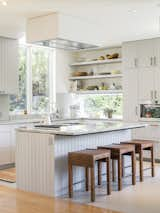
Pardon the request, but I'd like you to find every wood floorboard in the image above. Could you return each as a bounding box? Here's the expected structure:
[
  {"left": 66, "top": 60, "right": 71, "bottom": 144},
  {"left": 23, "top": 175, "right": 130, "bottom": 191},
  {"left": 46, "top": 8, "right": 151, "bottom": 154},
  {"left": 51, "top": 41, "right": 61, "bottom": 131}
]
[
  {"left": 0, "top": 168, "right": 16, "bottom": 183},
  {"left": 0, "top": 185, "right": 122, "bottom": 213}
]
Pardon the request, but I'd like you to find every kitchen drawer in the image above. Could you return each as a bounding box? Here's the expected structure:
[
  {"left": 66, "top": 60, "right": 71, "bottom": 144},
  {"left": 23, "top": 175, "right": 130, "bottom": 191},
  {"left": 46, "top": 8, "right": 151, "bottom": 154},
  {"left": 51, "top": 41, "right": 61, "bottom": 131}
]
[
  {"left": 132, "top": 125, "right": 160, "bottom": 141},
  {"left": 132, "top": 125, "right": 160, "bottom": 160}
]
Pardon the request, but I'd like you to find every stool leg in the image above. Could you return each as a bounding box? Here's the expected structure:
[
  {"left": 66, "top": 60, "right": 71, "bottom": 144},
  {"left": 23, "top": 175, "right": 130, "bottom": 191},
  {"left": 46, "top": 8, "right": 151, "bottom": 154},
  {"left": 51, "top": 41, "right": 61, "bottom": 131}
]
[
  {"left": 131, "top": 151, "right": 136, "bottom": 185},
  {"left": 90, "top": 166, "right": 95, "bottom": 202},
  {"left": 68, "top": 162, "right": 73, "bottom": 198},
  {"left": 106, "top": 157, "right": 111, "bottom": 195},
  {"left": 122, "top": 155, "right": 124, "bottom": 178},
  {"left": 85, "top": 167, "right": 89, "bottom": 191},
  {"left": 118, "top": 154, "right": 122, "bottom": 191},
  {"left": 139, "top": 149, "right": 143, "bottom": 182},
  {"left": 112, "top": 160, "right": 116, "bottom": 182},
  {"left": 151, "top": 146, "right": 155, "bottom": 177},
  {"left": 98, "top": 161, "right": 102, "bottom": 185}
]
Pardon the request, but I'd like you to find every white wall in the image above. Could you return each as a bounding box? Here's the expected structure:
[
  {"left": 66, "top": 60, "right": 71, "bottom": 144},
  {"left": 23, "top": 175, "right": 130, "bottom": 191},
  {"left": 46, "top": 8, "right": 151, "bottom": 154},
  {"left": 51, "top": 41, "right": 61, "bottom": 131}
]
[
  {"left": 55, "top": 49, "right": 75, "bottom": 117},
  {"left": 55, "top": 49, "right": 74, "bottom": 93}
]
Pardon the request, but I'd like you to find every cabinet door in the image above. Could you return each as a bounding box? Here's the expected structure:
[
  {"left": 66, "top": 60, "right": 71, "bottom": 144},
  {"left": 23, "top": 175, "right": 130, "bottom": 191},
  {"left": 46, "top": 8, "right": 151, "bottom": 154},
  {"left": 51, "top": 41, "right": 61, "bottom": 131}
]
[
  {"left": 154, "top": 68, "right": 160, "bottom": 101},
  {"left": 123, "top": 68, "right": 138, "bottom": 122},
  {"left": 0, "top": 126, "right": 12, "bottom": 165},
  {"left": 132, "top": 125, "right": 160, "bottom": 160},
  {"left": 0, "top": 38, "right": 7, "bottom": 92},
  {"left": 7, "top": 39, "right": 18, "bottom": 94},
  {"left": 154, "top": 38, "right": 160, "bottom": 67},
  {"left": 137, "top": 39, "right": 155, "bottom": 68},
  {"left": 122, "top": 42, "right": 138, "bottom": 69},
  {"left": 11, "top": 123, "right": 35, "bottom": 163},
  {"left": 0, "top": 38, "right": 18, "bottom": 94},
  {"left": 138, "top": 68, "right": 155, "bottom": 101}
]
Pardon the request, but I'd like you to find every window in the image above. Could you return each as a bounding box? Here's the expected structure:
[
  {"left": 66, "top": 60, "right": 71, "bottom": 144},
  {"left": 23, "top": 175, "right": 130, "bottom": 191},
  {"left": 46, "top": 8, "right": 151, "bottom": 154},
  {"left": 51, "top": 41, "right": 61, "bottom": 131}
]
[
  {"left": 10, "top": 46, "right": 27, "bottom": 113},
  {"left": 79, "top": 94, "right": 123, "bottom": 119},
  {"left": 32, "top": 47, "right": 50, "bottom": 113},
  {"left": 10, "top": 45, "right": 54, "bottom": 114}
]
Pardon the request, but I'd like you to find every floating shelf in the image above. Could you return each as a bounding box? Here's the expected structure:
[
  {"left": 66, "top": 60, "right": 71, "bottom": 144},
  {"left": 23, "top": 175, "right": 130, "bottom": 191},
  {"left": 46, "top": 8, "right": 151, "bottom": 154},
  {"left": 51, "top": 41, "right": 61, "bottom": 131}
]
[
  {"left": 71, "top": 90, "right": 123, "bottom": 95},
  {"left": 69, "top": 74, "right": 123, "bottom": 80},
  {"left": 70, "top": 58, "right": 122, "bottom": 67}
]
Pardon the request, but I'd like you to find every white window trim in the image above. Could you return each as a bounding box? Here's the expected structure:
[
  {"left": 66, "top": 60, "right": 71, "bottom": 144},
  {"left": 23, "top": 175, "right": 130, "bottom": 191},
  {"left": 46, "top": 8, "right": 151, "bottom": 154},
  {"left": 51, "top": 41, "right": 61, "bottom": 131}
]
[
  {"left": 12, "top": 44, "right": 56, "bottom": 115},
  {"left": 49, "top": 49, "right": 56, "bottom": 113},
  {"left": 26, "top": 46, "right": 32, "bottom": 113}
]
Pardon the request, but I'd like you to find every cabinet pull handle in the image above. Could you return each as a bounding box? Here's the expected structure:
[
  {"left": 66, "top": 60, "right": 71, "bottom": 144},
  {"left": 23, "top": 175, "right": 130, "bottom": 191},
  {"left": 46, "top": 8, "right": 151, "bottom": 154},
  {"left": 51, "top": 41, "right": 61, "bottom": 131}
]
[
  {"left": 150, "top": 57, "right": 153, "bottom": 66},
  {"left": 154, "top": 56, "right": 156, "bottom": 66},
  {"left": 151, "top": 90, "right": 154, "bottom": 100},
  {"left": 134, "top": 58, "right": 138, "bottom": 67},
  {"left": 134, "top": 58, "right": 136, "bottom": 67},
  {"left": 135, "top": 106, "right": 138, "bottom": 116}
]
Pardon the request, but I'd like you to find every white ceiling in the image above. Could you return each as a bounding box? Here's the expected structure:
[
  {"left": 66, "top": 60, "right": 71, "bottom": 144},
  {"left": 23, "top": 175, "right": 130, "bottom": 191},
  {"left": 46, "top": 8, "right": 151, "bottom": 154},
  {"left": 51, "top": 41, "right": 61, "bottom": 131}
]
[{"left": 1, "top": 0, "right": 160, "bottom": 46}]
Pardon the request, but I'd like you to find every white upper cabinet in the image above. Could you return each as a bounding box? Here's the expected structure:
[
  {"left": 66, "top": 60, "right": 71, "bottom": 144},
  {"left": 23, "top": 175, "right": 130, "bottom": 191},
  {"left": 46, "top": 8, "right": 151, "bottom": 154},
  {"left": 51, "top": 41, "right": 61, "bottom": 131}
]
[
  {"left": 0, "top": 37, "right": 18, "bottom": 94},
  {"left": 138, "top": 67, "right": 155, "bottom": 101},
  {"left": 123, "top": 39, "right": 158, "bottom": 69},
  {"left": 154, "top": 68, "right": 160, "bottom": 101},
  {"left": 154, "top": 38, "right": 160, "bottom": 67},
  {"left": 136, "top": 39, "right": 156, "bottom": 68},
  {"left": 122, "top": 44, "right": 138, "bottom": 122},
  {"left": 123, "top": 38, "right": 160, "bottom": 104},
  {"left": 122, "top": 41, "right": 138, "bottom": 69},
  {"left": 123, "top": 68, "right": 139, "bottom": 122}
]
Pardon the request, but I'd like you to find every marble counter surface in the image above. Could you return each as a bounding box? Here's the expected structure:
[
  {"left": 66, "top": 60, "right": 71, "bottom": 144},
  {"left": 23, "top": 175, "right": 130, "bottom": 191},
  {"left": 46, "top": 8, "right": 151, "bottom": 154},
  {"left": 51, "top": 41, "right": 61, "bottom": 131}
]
[
  {"left": 17, "top": 119, "right": 147, "bottom": 136},
  {"left": 0, "top": 118, "right": 43, "bottom": 125}
]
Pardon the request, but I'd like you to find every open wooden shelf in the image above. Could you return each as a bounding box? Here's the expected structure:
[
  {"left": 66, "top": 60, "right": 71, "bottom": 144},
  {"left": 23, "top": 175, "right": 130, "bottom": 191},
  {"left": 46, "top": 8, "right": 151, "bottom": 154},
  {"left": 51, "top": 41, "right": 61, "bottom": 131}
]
[
  {"left": 71, "top": 90, "right": 123, "bottom": 95},
  {"left": 69, "top": 74, "right": 123, "bottom": 80},
  {"left": 70, "top": 58, "right": 122, "bottom": 67}
]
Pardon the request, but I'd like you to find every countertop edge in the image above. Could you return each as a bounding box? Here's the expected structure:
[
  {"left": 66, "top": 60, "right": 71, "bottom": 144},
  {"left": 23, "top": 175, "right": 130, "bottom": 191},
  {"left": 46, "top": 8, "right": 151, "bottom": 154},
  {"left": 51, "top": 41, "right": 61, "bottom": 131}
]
[{"left": 16, "top": 123, "right": 147, "bottom": 136}]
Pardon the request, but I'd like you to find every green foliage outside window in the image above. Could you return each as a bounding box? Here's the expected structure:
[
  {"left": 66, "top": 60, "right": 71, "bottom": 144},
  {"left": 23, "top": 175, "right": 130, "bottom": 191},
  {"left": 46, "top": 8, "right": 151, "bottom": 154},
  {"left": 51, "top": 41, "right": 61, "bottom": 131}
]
[
  {"left": 32, "top": 47, "right": 49, "bottom": 113},
  {"left": 10, "top": 47, "right": 27, "bottom": 113},
  {"left": 10, "top": 45, "right": 51, "bottom": 114},
  {"left": 82, "top": 94, "right": 123, "bottom": 118}
]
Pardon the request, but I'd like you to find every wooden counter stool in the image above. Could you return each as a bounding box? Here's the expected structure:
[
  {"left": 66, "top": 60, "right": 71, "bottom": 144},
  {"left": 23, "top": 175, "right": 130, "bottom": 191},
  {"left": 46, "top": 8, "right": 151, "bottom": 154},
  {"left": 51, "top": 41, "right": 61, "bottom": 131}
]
[
  {"left": 68, "top": 149, "right": 111, "bottom": 202},
  {"left": 121, "top": 140, "right": 155, "bottom": 182},
  {"left": 98, "top": 144, "right": 136, "bottom": 191}
]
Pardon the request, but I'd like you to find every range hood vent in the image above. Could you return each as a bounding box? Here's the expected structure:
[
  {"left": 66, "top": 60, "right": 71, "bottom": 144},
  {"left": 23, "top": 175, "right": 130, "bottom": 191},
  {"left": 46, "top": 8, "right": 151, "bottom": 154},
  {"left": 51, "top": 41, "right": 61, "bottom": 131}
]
[
  {"left": 36, "top": 38, "right": 97, "bottom": 50},
  {"left": 26, "top": 12, "right": 102, "bottom": 50}
]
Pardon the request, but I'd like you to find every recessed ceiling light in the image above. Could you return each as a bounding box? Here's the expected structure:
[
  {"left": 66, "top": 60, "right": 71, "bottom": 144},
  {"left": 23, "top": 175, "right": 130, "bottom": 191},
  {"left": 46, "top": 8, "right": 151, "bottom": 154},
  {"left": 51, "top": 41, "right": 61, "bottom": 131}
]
[{"left": 1, "top": 0, "right": 7, "bottom": 6}]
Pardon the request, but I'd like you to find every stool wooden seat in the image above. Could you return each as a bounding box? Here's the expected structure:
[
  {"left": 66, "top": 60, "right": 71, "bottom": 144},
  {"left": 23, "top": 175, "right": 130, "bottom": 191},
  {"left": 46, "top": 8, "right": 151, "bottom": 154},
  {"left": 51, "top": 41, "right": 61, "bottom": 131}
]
[
  {"left": 98, "top": 144, "right": 136, "bottom": 191},
  {"left": 68, "top": 149, "right": 111, "bottom": 202},
  {"left": 121, "top": 139, "right": 155, "bottom": 182}
]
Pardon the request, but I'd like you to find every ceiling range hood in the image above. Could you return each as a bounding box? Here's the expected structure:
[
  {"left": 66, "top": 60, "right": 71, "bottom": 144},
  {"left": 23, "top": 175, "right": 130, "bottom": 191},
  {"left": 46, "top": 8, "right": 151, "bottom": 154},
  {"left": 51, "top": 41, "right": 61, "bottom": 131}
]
[{"left": 26, "top": 12, "right": 103, "bottom": 50}]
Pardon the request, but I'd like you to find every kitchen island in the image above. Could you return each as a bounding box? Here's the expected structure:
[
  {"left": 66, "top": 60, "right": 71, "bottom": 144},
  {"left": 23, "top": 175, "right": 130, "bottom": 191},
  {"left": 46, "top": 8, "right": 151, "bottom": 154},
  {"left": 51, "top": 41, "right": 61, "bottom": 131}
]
[{"left": 16, "top": 120, "right": 146, "bottom": 197}]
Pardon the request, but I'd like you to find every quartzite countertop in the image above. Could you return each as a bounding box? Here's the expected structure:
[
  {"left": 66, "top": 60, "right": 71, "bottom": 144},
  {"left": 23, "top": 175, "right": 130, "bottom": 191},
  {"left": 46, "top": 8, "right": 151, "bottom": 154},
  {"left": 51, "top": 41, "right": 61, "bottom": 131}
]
[
  {"left": 17, "top": 120, "right": 147, "bottom": 136},
  {"left": 16, "top": 119, "right": 147, "bottom": 197}
]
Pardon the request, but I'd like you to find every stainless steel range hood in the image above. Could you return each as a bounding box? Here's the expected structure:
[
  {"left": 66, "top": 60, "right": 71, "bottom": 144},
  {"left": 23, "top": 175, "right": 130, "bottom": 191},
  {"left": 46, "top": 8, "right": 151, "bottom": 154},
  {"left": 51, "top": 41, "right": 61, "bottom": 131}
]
[
  {"left": 35, "top": 38, "right": 97, "bottom": 50},
  {"left": 26, "top": 13, "right": 102, "bottom": 50}
]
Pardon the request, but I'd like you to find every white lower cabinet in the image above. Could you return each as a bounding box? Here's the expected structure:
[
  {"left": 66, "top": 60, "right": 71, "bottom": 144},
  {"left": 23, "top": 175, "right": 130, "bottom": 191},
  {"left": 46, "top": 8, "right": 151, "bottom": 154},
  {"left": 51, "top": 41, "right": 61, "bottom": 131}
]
[
  {"left": 0, "top": 122, "right": 35, "bottom": 166},
  {"left": 0, "top": 126, "right": 12, "bottom": 165},
  {"left": 132, "top": 125, "right": 160, "bottom": 160}
]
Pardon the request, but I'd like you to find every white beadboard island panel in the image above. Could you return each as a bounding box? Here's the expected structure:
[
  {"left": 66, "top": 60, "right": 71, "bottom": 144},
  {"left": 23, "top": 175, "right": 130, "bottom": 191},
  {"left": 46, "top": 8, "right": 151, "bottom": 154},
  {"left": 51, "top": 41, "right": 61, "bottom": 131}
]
[
  {"left": 16, "top": 132, "right": 55, "bottom": 197},
  {"left": 16, "top": 129, "right": 131, "bottom": 197}
]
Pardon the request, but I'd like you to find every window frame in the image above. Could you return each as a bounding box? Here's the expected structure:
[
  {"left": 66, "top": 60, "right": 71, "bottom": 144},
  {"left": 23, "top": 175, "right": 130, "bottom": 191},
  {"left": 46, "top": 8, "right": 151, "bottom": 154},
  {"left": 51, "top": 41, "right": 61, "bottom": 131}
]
[{"left": 11, "top": 43, "right": 56, "bottom": 115}]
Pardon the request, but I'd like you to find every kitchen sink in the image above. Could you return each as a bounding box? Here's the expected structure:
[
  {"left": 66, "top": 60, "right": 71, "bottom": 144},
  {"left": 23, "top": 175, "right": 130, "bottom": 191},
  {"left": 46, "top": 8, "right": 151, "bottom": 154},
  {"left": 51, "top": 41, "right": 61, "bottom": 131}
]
[{"left": 35, "top": 122, "right": 81, "bottom": 129}]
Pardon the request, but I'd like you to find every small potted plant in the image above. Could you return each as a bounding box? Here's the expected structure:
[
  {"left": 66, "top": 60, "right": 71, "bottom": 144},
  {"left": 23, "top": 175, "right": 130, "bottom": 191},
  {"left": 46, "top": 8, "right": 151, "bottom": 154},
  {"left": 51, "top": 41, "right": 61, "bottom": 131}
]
[{"left": 104, "top": 108, "right": 114, "bottom": 119}]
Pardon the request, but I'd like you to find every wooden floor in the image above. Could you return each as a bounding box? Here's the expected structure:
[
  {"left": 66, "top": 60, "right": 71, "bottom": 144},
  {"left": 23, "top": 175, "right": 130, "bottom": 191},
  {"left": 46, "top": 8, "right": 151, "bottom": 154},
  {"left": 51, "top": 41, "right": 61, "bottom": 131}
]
[
  {"left": 0, "top": 168, "right": 16, "bottom": 183},
  {"left": 0, "top": 185, "right": 122, "bottom": 213}
]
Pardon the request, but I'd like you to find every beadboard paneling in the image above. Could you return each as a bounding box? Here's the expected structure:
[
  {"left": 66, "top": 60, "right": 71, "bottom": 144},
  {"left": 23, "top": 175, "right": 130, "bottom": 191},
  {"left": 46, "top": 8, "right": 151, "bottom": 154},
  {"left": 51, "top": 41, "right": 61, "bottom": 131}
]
[
  {"left": 16, "top": 130, "right": 131, "bottom": 197},
  {"left": 16, "top": 132, "right": 55, "bottom": 197}
]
